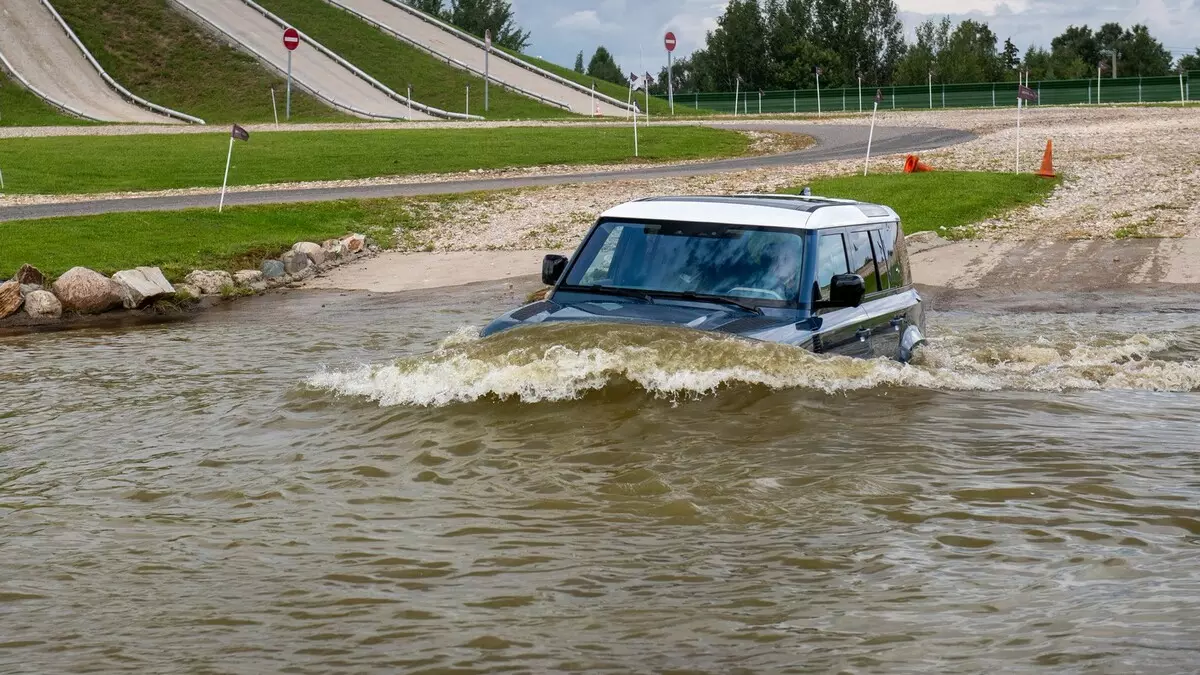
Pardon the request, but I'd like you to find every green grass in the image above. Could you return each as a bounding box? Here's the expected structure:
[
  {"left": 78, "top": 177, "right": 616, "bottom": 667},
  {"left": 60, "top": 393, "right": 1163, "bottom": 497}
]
[
  {"left": 0, "top": 126, "right": 747, "bottom": 194},
  {"left": 255, "top": 0, "right": 572, "bottom": 120},
  {"left": 0, "top": 197, "right": 426, "bottom": 280},
  {"left": 50, "top": 0, "right": 349, "bottom": 124},
  {"left": 788, "top": 171, "right": 1061, "bottom": 235},
  {"left": 503, "top": 49, "right": 708, "bottom": 117},
  {"left": 0, "top": 74, "right": 92, "bottom": 127}
]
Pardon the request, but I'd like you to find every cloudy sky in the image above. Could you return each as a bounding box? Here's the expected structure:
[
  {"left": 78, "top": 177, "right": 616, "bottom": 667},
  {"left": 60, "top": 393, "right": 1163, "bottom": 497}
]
[{"left": 512, "top": 0, "right": 1199, "bottom": 74}]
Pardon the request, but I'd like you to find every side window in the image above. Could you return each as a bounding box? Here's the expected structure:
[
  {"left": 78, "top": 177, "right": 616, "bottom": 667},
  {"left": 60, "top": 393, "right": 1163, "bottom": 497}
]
[
  {"left": 871, "top": 229, "right": 893, "bottom": 291},
  {"left": 845, "top": 231, "right": 881, "bottom": 292},
  {"left": 815, "top": 233, "right": 848, "bottom": 300}
]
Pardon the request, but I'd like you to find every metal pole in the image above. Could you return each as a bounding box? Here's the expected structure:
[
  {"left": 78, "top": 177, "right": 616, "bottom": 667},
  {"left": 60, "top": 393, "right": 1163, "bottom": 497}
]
[
  {"left": 466, "top": 84, "right": 470, "bottom": 116},
  {"left": 1138, "top": 76, "right": 1142, "bottom": 104},
  {"left": 993, "top": 85, "right": 996, "bottom": 107},
  {"left": 484, "top": 47, "right": 490, "bottom": 112},
  {"left": 1182, "top": 71, "right": 1187, "bottom": 106},
  {"left": 407, "top": 84, "right": 412, "bottom": 121},
  {"left": 633, "top": 97, "right": 638, "bottom": 157},
  {"left": 667, "top": 50, "right": 674, "bottom": 115},
  {"left": 271, "top": 88, "right": 279, "bottom": 128},
  {"left": 286, "top": 50, "right": 292, "bottom": 121},
  {"left": 864, "top": 101, "right": 878, "bottom": 176},
  {"left": 758, "top": 91, "right": 761, "bottom": 114},
  {"left": 816, "top": 73, "right": 821, "bottom": 116},
  {"left": 942, "top": 84, "right": 945, "bottom": 108},
  {"left": 219, "top": 136, "right": 234, "bottom": 213},
  {"left": 645, "top": 80, "right": 650, "bottom": 124},
  {"left": 929, "top": 72, "right": 932, "bottom": 109},
  {"left": 734, "top": 78, "right": 739, "bottom": 116},
  {"left": 1015, "top": 96, "right": 1021, "bottom": 173},
  {"left": 793, "top": 90, "right": 796, "bottom": 113},
  {"left": 591, "top": 82, "right": 595, "bottom": 117},
  {"left": 858, "top": 77, "right": 862, "bottom": 112},
  {"left": 1098, "top": 68, "right": 1102, "bottom": 104}
]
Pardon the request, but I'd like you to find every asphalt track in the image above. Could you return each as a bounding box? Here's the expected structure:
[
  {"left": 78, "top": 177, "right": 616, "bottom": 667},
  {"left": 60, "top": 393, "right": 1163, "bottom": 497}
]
[{"left": 0, "top": 123, "right": 974, "bottom": 221}]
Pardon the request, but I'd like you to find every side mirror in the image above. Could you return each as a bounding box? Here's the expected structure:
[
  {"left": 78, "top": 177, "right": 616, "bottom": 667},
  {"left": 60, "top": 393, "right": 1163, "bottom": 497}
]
[
  {"left": 541, "top": 255, "right": 567, "bottom": 286},
  {"left": 828, "top": 273, "right": 866, "bottom": 308}
]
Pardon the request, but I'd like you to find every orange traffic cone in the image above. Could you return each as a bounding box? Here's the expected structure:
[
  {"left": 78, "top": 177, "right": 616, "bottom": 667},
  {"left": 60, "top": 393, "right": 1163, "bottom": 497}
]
[
  {"left": 1035, "top": 139, "right": 1056, "bottom": 178},
  {"left": 903, "top": 154, "right": 934, "bottom": 173}
]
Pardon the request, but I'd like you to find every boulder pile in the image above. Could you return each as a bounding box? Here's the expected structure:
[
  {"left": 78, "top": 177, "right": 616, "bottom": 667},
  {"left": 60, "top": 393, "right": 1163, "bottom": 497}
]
[{"left": 1, "top": 232, "right": 378, "bottom": 325}]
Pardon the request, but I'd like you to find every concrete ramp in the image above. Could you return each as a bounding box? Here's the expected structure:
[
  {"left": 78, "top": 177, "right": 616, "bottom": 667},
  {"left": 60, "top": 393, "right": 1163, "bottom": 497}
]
[
  {"left": 0, "top": 0, "right": 196, "bottom": 123},
  {"left": 172, "top": 0, "right": 454, "bottom": 121},
  {"left": 329, "top": 0, "right": 633, "bottom": 117}
]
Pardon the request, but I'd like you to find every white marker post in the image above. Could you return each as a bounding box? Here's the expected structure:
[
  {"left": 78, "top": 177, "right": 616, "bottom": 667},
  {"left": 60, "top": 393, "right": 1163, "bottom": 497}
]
[
  {"left": 858, "top": 74, "right": 863, "bottom": 112},
  {"left": 864, "top": 89, "right": 881, "bottom": 175},
  {"left": 282, "top": 28, "right": 299, "bottom": 121},
  {"left": 407, "top": 83, "right": 413, "bottom": 121},
  {"left": 591, "top": 81, "right": 596, "bottom": 117},
  {"left": 466, "top": 84, "right": 470, "bottom": 116},
  {"left": 1182, "top": 69, "right": 1187, "bottom": 107},
  {"left": 733, "top": 75, "right": 740, "bottom": 116},
  {"left": 270, "top": 88, "right": 279, "bottom": 128},
  {"left": 219, "top": 124, "right": 250, "bottom": 213},
  {"left": 1015, "top": 84, "right": 1037, "bottom": 173},
  {"left": 645, "top": 74, "right": 651, "bottom": 125},
  {"left": 814, "top": 66, "right": 822, "bottom": 116},
  {"left": 633, "top": 91, "right": 639, "bottom": 157},
  {"left": 484, "top": 29, "right": 491, "bottom": 113}
]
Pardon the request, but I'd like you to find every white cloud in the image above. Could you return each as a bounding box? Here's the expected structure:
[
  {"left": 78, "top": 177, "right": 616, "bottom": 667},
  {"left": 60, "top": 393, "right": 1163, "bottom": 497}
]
[
  {"left": 898, "top": 0, "right": 1030, "bottom": 14},
  {"left": 554, "top": 10, "right": 620, "bottom": 33}
]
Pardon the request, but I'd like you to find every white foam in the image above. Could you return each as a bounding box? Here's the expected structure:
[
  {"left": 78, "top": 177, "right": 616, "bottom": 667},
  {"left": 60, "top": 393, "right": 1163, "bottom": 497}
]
[{"left": 307, "top": 324, "right": 1200, "bottom": 407}]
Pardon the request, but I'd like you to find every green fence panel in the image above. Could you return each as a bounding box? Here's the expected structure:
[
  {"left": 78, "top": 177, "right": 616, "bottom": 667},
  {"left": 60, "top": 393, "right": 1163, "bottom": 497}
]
[{"left": 664, "top": 73, "right": 1193, "bottom": 114}]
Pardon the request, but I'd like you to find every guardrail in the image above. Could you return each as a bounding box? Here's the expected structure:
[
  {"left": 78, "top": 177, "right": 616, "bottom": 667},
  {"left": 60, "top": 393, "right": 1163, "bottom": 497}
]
[
  {"left": 684, "top": 73, "right": 1193, "bottom": 114},
  {"left": 41, "top": 0, "right": 205, "bottom": 124},
  {"left": 0, "top": 49, "right": 106, "bottom": 122},
  {"left": 238, "top": 0, "right": 481, "bottom": 121},
  {"left": 379, "top": 0, "right": 636, "bottom": 114},
  {"left": 322, "top": 0, "right": 570, "bottom": 112}
]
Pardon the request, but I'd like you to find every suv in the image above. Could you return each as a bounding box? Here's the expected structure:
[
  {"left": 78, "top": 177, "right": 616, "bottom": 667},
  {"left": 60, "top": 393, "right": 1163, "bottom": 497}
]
[{"left": 482, "top": 194, "right": 925, "bottom": 361}]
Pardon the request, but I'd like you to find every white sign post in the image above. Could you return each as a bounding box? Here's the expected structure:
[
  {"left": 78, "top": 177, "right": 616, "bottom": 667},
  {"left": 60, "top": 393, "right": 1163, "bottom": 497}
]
[
  {"left": 664, "top": 32, "right": 677, "bottom": 115},
  {"left": 814, "top": 66, "right": 822, "bottom": 116},
  {"left": 466, "top": 84, "right": 470, "bottom": 116},
  {"left": 864, "top": 89, "right": 881, "bottom": 175},
  {"left": 282, "top": 28, "right": 299, "bottom": 121},
  {"left": 1015, "top": 84, "right": 1038, "bottom": 173},
  {"left": 270, "top": 88, "right": 279, "bottom": 128},
  {"left": 219, "top": 125, "right": 250, "bottom": 214},
  {"left": 484, "top": 29, "right": 491, "bottom": 113},
  {"left": 733, "top": 75, "right": 740, "bottom": 116}
]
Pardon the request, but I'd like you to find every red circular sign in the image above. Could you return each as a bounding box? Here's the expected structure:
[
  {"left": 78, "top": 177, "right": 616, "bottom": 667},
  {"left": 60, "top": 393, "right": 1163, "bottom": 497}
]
[
  {"left": 664, "top": 32, "right": 677, "bottom": 52},
  {"left": 283, "top": 27, "right": 300, "bottom": 51}
]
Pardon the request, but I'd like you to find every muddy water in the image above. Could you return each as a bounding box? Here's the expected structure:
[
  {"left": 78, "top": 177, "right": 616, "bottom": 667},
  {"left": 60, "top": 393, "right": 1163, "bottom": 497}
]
[{"left": 4, "top": 282, "right": 1200, "bottom": 673}]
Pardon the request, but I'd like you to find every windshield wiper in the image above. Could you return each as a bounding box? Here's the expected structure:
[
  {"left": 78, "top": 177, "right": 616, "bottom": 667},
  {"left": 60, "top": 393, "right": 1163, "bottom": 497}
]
[
  {"left": 666, "top": 292, "right": 764, "bottom": 315},
  {"left": 562, "top": 285, "right": 655, "bottom": 304}
]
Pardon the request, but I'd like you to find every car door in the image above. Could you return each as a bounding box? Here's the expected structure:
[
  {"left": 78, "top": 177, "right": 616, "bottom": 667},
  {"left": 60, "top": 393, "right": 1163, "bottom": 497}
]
[
  {"left": 864, "top": 224, "right": 918, "bottom": 360},
  {"left": 810, "top": 231, "right": 872, "bottom": 358}
]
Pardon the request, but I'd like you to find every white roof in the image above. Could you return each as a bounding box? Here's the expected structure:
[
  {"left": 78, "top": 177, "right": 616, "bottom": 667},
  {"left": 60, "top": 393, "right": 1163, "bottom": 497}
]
[{"left": 598, "top": 195, "right": 899, "bottom": 231}]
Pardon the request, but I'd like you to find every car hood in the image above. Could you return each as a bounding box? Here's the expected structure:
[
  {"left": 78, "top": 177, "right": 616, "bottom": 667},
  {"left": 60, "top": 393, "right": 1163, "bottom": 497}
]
[{"left": 481, "top": 298, "right": 799, "bottom": 339}]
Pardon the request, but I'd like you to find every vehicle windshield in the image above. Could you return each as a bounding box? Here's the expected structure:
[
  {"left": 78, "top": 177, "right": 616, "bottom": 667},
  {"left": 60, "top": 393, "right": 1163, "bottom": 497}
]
[{"left": 561, "top": 220, "right": 806, "bottom": 307}]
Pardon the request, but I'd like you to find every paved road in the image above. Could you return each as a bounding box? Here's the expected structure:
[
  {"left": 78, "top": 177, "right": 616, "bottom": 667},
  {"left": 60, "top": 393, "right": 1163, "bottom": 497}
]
[
  {"left": 173, "top": 0, "right": 436, "bottom": 120},
  {"left": 0, "top": 124, "right": 973, "bottom": 221},
  {"left": 330, "top": 0, "right": 628, "bottom": 117},
  {"left": 0, "top": 0, "right": 173, "bottom": 123}
]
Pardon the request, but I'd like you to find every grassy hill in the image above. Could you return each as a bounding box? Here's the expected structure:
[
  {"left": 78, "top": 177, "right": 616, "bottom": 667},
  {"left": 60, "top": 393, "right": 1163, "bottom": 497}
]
[
  {"left": 255, "top": 0, "right": 575, "bottom": 120},
  {"left": 503, "top": 50, "right": 708, "bottom": 117},
  {"left": 50, "top": 0, "right": 350, "bottom": 125},
  {"left": 0, "top": 74, "right": 92, "bottom": 127}
]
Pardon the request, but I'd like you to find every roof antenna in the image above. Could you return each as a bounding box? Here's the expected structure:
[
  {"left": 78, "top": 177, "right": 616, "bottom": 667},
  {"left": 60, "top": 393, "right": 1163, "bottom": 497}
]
[{"left": 801, "top": 186, "right": 812, "bottom": 196}]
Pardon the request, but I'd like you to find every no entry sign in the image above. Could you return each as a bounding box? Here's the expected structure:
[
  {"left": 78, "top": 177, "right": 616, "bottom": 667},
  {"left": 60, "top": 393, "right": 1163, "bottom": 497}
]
[
  {"left": 664, "top": 32, "right": 677, "bottom": 52},
  {"left": 283, "top": 27, "right": 300, "bottom": 51}
]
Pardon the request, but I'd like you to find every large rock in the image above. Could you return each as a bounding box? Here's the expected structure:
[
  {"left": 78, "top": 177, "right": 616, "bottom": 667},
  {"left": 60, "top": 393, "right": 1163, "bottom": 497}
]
[
  {"left": 261, "top": 260, "right": 286, "bottom": 279},
  {"left": 341, "top": 234, "right": 366, "bottom": 254},
  {"left": 23, "top": 290, "right": 61, "bottom": 319},
  {"left": 175, "top": 284, "right": 201, "bottom": 299},
  {"left": 233, "top": 270, "right": 263, "bottom": 286},
  {"left": 112, "top": 267, "right": 175, "bottom": 309},
  {"left": 292, "top": 241, "right": 325, "bottom": 266},
  {"left": 0, "top": 280, "right": 22, "bottom": 319},
  {"left": 51, "top": 267, "right": 123, "bottom": 314},
  {"left": 183, "top": 270, "right": 234, "bottom": 295},
  {"left": 281, "top": 249, "right": 312, "bottom": 275},
  {"left": 20, "top": 284, "right": 42, "bottom": 297},
  {"left": 14, "top": 264, "right": 45, "bottom": 286},
  {"left": 322, "top": 239, "right": 347, "bottom": 261}
]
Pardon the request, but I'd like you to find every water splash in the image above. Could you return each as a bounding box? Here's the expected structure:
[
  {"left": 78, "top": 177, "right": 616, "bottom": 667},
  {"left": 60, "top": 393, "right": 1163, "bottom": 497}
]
[{"left": 307, "top": 323, "right": 1200, "bottom": 407}]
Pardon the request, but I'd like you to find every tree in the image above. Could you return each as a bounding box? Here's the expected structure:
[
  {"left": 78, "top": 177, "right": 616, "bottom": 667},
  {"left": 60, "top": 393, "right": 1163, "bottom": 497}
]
[
  {"left": 573, "top": 51, "right": 584, "bottom": 73},
  {"left": 448, "top": 0, "right": 530, "bottom": 51},
  {"left": 893, "top": 17, "right": 949, "bottom": 85},
  {"left": 1180, "top": 48, "right": 1200, "bottom": 72},
  {"left": 404, "top": 0, "right": 445, "bottom": 17},
  {"left": 1052, "top": 25, "right": 1100, "bottom": 70},
  {"left": 697, "top": 0, "right": 770, "bottom": 89},
  {"left": 1002, "top": 38, "right": 1020, "bottom": 71},
  {"left": 586, "top": 46, "right": 625, "bottom": 86},
  {"left": 1118, "top": 24, "right": 1172, "bottom": 76},
  {"left": 938, "top": 19, "right": 1002, "bottom": 83}
]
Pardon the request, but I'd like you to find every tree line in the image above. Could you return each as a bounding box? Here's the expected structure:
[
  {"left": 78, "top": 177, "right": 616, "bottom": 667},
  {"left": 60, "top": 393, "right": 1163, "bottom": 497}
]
[
  {"left": 572, "top": 0, "right": 1195, "bottom": 94},
  {"left": 402, "top": 0, "right": 530, "bottom": 51}
]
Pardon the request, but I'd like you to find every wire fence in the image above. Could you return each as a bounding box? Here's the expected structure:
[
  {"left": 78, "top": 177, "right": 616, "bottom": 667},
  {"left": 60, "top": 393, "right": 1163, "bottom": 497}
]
[{"left": 672, "top": 72, "right": 1196, "bottom": 114}]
